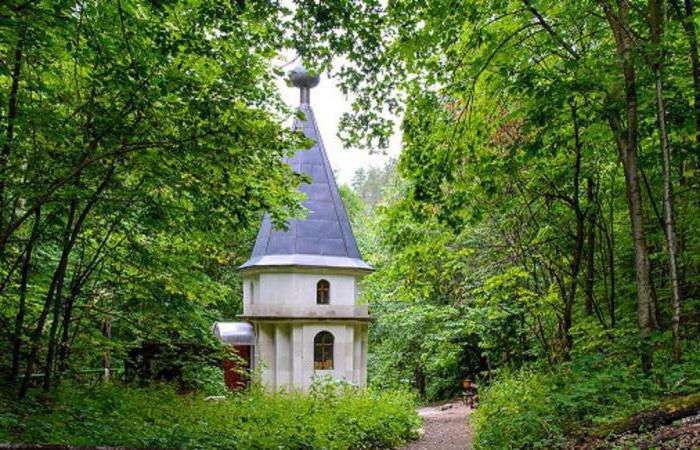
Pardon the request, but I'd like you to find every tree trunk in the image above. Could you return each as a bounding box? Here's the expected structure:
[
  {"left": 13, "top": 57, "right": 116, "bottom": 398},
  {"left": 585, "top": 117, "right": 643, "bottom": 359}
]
[
  {"left": 649, "top": 0, "right": 683, "bottom": 364},
  {"left": 606, "top": 223, "right": 617, "bottom": 329},
  {"left": 43, "top": 197, "right": 78, "bottom": 390},
  {"left": 56, "top": 286, "right": 77, "bottom": 377},
  {"left": 607, "top": 167, "right": 617, "bottom": 329},
  {"left": 43, "top": 167, "right": 113, "bottom": 389},
  {"left": 57, "top": 216, "right": 120, "bottom": 375},
  {"left": 18, "top": 201, "right": 77, "bottom": 399},
  {"left": 10, "top": 208, "right": 40, "bottom": 381},
  {"left": 415, "top": 366, "right": 426, "bottom": 398},
  {"left": 585, "top": 178, "right": 595, "bottom": 316},
  {"left": 103, "top": 318, "right": 111, "bottom": 380},
  {"left": 560, "top": 102, "right": 586, "bottom": 361},
  {"left": 592, "top": 392, "right": 700, "bottom": 437},
  {"left": 600, "top": 0, "right": 659, "bottom": 371},
  {"left": 0, "top": 30, "right": 25, "bottom": 234}
]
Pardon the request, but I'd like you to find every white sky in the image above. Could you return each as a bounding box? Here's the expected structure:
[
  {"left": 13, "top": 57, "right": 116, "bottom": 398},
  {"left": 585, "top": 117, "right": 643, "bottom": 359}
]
[{"left": 275, "top": 67, "right": 402, "bottom": 185}]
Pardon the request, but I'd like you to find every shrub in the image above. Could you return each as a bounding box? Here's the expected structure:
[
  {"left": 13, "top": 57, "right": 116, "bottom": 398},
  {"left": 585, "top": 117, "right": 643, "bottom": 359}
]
[
  {"left": 0, "top": 381, "right": 419, "bottom": 449},
  {"left": 471, "top": 345, "right": 700, "bottom": 449},
  {"left": 180, "top": 363, "right": 226, "bottom": 396},
  {"left": 470, "top": 370, "right": 564, "bottom": 449}
]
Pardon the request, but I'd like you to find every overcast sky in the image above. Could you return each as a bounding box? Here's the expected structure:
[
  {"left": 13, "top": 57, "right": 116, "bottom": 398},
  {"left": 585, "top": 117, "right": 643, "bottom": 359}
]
[{"left": 275, "top": 67, "right": 402, "bottom": 185}]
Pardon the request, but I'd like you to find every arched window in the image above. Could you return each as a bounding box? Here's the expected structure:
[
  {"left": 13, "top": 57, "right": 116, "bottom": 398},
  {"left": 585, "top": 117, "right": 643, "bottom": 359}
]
[
  {"left": 316, "top": 279, "right": 330, "bottom": 305},
  {"left": 314, "top": 331, "right": 334, "bottom": 370}
]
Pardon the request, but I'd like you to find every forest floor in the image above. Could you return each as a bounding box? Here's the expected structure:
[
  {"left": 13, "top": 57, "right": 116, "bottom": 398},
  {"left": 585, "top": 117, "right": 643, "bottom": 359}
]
[{"left": 402, "top": 400, "right": 473, "bottom": 450}]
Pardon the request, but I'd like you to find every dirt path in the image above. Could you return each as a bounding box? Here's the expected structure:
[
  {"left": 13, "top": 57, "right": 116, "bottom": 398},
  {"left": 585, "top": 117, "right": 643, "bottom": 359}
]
[{"left": 402, "top": 401, "right": 473, "bottom": 450}]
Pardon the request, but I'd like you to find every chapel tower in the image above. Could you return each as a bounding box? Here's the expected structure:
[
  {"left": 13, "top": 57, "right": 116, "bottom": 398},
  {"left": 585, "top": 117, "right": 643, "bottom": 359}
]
[{"left": 238, "top": 65, "right": 371, "bottom": 390}]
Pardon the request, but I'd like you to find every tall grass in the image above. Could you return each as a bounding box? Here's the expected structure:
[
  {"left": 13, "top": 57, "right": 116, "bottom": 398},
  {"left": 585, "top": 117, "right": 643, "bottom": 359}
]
[{"left": 0, "top": 381, "right": 420, "bottom": 449}]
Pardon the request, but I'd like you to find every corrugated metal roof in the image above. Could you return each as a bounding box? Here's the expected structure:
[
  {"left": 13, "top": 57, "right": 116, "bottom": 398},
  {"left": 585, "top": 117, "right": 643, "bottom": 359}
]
[{"left": 240, "top": 99, "right": 371, "bottom": 272}]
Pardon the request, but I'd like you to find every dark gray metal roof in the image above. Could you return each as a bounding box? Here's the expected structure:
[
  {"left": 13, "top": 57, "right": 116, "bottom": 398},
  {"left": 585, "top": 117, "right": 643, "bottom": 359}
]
[{"left": 240, "top": 89, "right": 371, "bottom": 272}]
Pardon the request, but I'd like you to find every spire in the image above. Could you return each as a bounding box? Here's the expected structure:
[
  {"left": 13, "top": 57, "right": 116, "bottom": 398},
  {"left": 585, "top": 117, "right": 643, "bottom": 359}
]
[
  {"left": 289, "top": 64, "right": 319, "bottom": 105},
  {"left": 239, "top": 66, "right": 371, "bottom": 272}
]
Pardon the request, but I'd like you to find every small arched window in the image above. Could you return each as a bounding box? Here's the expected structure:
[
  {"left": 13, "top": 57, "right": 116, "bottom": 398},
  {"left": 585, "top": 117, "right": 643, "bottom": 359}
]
[
  {"left": 314, "top": 331, "right": 334, "bottom": 370},
  {"left": 316, "top": 279, "right": 330, "bottom": 305}
]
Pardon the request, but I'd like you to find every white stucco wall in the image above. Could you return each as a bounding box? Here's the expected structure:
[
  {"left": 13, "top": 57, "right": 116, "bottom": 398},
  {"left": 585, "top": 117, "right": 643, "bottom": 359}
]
[
  {"left": 244, "top": 267, "right": 369, "bottom": 391},
  {"left": 242, "top": 270, "right": 368, "bottom": 318},
  {"left": 256, "top": 321, "right": 368, "bottom": 391}
]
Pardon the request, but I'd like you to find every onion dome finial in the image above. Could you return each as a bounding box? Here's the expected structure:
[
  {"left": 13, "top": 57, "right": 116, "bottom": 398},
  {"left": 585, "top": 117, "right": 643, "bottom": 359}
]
[{"left": 289, "top": 64, "right": 319, "bottom": 104}]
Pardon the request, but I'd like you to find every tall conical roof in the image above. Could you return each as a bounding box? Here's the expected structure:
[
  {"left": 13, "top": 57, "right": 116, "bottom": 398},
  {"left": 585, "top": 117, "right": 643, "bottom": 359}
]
[{"left": 239, "top": 67, "right": 371, "bottom": 272}]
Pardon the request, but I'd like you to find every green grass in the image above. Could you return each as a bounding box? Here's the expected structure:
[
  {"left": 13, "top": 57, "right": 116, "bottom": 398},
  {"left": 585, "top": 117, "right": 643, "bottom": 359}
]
[{"left": 0, "top": 381, "right": 420, "bottom": 449}]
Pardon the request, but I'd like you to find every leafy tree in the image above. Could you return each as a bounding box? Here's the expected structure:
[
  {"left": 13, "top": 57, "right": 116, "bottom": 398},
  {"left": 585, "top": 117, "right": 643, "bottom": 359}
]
[
  {"left": 0, "top": 0, "right": 307, "bottom": 395},
  {"left": 312, "top": 0, "right": 699, "bottom": 400}
]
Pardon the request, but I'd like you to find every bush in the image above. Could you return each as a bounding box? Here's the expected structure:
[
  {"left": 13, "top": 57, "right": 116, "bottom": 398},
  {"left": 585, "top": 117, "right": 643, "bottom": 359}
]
[
  {"left": 470, "top": 370, "right": 564, "bottom": 449},
  {"left": 0, "top": 381, "right": 420, "bottom": 449},
  {"left": 180, "top": 363, "right": 226, "bottom": 396},
  {"left": 471, "top": 345, "right": 700, "bottom": 449}
]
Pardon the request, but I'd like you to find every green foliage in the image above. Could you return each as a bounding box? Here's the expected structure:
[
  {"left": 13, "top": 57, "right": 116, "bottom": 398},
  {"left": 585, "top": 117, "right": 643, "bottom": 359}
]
[
  {"left": 180, "top": 364, "right": 226, "bottom": 397},
  {"left": 2, "top": 0, "right": 700, "bottom": 446},
  {"left": 351, "top": 160, "right": 397, "bottom": 209},
  {"left": 0, "top": 382, "right": 420, "bottom": 449},
  {"left": 312, "top": 0, "right": 700, "bottom": 429},
  {"left": 471, "top": 369, "right": 563, "bottom": 449},
  {"left": 471, "top": 346, "right": 700, "bottom": 449},
  {"left": 368, "top": 300, "right": 475, "bottom": 400},
  {"left": 0, "top": 0, "right": 308, "bottom": 388}
]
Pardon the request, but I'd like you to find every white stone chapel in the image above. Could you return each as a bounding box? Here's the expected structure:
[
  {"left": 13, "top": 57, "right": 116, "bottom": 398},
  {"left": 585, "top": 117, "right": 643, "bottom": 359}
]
[{"left": 235, "top": 65, "right": 372, "bottom": 391}]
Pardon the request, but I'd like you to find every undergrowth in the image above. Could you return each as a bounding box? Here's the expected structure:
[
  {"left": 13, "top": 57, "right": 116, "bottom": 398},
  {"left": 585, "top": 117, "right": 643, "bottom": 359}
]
[
  {"left": 471, "top": 337, "right": 700, "bottom": 449},
  {"left": 0, "top": 381, "right": 420, "bottom": 449}
]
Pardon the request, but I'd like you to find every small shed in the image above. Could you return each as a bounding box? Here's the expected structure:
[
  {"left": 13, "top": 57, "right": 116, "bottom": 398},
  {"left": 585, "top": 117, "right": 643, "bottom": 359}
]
[{"left": 213, "top": 322, "right": 255, "bottom": 390}]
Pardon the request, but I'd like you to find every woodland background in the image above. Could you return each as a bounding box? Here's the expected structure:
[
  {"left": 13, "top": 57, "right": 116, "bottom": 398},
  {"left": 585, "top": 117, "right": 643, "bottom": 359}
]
[{"left": 1, "top": 0, "right": 699, "bottom": 448}]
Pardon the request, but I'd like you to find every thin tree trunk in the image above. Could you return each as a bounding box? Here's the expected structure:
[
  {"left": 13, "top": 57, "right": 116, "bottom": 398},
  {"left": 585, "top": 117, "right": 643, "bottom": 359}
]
[
  {"left": 10, "top": 208, "right": 40, "bottom": 381},
  {"left": 600, "top": 0, "right": 660, "bottom": 371},
  {"left": 56, "top": 277, "right": 82, "bottom": 377},
  {"left": 607, "top": 223, "right": 616, "bottom": 330},
  {"left": 608, "top": 165, "right": 617, "bottom": 329},
  {"left": 103, "top": 318, "right": 111, "bottom": 380},
  {"left": 561, "top": 102, "right": 586, "bottom": 361},
  {"left": 43, "top": 168, "right": 113, "bottom": 389},
  {"left": 0, "top": 248, "right": 24, "bottom": 296},
  {"left": 649, "top": 0, "right": 683, "bottom": 364},
  {"left": 18, "top": 201, "right": 77, "bottom": 399},
  {"left": 585, "top": 177, "right": 595, "bottom": 316},
  {"left": 597, "top": 199, "right": 617, "bottom": 329},
  {"left": 43, "top": 197, "right": 78, "bottom": 390},
  {"left": 415, "top": 366, "right": 426, "bottom": 399},
  {"left": 19, "top": 168, "right": 113, "bottom": 397},
  {"left": 0, "top": 30, "right": 25, "bottom": 234},
  {"left": 641, "top": 167, "right": 665, "bottom": 231}
]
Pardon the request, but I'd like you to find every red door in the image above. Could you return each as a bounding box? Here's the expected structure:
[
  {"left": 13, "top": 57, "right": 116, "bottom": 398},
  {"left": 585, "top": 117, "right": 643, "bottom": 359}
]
[{"left": 224, "top": 345, "right": 252, "bottom": 391}]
